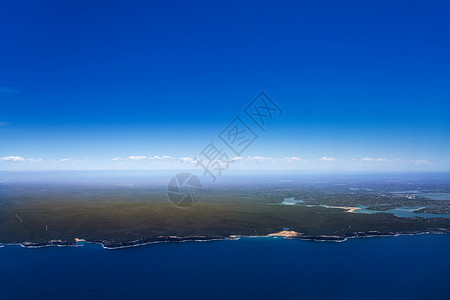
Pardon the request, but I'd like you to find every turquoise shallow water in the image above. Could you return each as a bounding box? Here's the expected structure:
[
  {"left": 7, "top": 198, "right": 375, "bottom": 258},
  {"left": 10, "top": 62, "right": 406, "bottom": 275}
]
[
  {"left": 1, "top": 234, "right": 449, "bottom": 299},
  {"left": 354, "top": 205, "right": 450, "bottom": 218}
]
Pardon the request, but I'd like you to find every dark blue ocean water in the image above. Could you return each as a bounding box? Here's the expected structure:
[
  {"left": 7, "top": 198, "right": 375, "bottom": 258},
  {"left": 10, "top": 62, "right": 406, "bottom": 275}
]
[{"left": 1, "top": 234, "right": 449, "bottom": 299}]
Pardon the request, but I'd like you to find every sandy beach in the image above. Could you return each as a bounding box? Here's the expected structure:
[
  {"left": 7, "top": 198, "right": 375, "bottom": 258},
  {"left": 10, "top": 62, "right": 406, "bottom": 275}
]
[
  {"left": 267, "top": 230, "right": 301, "bottom": 237},
  {"left": 305, "top": 205, "right": 361, "bottom": 213}
]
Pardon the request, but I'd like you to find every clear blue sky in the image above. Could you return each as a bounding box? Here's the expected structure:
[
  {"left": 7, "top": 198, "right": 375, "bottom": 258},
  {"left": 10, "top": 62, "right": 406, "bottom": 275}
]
[{"left": 1, "top": 0, "right": 449, "bottom": 171}]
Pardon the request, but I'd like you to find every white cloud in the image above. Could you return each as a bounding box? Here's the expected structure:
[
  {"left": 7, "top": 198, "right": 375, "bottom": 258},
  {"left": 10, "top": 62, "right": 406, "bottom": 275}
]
[
  {"left": 361, "top": 157, "right": 375, "bottom": 161},
  {"left": 57, "top": 158, "right": 73, "bottom": 162},
  {"left": 0, "top": 156, "right": 25, "bottom": 162},
  {"left": 126, "top": 155, "right": 176, "bottom": 161},
  {"left": 358, "top": 158, "right": 434, "bottom": 165},
  {"left": 282, "top": 156, "right": 307, "bottom": 163},
  {"left": 128, "top": 155, "right": 147, "bottom": 160},
  {"left": 0, "top": 156, "right": 44, "bottom": 163},
  {"left": 319, "top": 156, "right": 336, "bottom": 161},
  {"left": 147, "top": 155, "right": 175, "bottom": 160},
  {"left": 0, "top": 153, "right": 440, "bottom": 171},
  {"left": 361, "top": 157, "right": 387, "bottom": 162},
  {"left": 228, "top": 156, "right": 307, "bottom": 164},
  {"left": 27, "top": 158, "right": 43, "bottom": 162},
  {"left": 116, "top": 155, "right": 307, "bottom": 165},
  {"left": 412, "top": 159, "right": 432, "bottom": 165},
  {"left": 247, "top": 156, "right": 273, "bottom": 163},
  {"left": 180, "top": 157, "right": 194, "bottom": 163},
  {"left": 286, "top": 156, "right": 300, "bottom": 162}
]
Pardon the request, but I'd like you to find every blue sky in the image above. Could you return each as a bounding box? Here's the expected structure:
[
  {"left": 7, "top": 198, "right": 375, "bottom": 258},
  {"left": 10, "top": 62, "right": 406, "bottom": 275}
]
[{"left": 1, "top": 0, "right": 449, "bottom": 171}]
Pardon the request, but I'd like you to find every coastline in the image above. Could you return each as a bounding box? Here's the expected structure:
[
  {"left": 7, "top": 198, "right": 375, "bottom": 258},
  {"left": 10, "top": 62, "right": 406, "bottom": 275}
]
[
  {"left": 2, "top": 229, "right": 449, "bottom": 250},
  {"left": 303, "top": 205, "right": 361, "bottom": 213}
]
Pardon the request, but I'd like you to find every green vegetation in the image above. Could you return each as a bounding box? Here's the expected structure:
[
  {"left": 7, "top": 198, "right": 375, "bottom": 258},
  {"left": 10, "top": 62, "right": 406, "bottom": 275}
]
[{"left": 1, "top": 193, "right": 449, "bottom": 244}]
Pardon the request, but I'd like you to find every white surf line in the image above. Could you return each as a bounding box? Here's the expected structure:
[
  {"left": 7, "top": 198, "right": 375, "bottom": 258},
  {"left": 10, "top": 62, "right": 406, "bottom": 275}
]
[{"left": 15, "top": 214, "right": 23, "bottom": 223}]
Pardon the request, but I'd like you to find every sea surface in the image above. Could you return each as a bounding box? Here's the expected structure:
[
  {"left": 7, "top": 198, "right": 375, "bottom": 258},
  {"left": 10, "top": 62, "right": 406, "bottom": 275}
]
[{"left": 1, "top": 234, "right": 449, "bottom": 299}]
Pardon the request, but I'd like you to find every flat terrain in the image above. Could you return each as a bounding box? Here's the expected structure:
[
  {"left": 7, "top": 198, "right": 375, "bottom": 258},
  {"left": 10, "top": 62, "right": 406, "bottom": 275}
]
[
  {"left": 1, "top": 172, "right": 449, "bottom": 244},
  {"left": 1, "top": 190, "right": 449, "bottom": 244}
]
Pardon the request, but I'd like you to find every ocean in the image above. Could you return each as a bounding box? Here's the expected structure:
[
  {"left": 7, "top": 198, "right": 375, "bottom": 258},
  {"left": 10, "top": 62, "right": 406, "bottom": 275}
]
[{"left": 1, "top": 234, "right": 449, "bottom": 299}]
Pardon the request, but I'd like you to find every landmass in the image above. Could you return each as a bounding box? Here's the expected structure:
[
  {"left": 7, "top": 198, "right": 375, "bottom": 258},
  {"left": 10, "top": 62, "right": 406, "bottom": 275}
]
[{"left": 1, "top": 172, "right": 449, "bottom": 248}]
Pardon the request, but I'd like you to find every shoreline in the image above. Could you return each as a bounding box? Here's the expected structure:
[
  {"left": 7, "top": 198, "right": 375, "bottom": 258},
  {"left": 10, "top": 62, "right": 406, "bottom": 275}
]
[
  {"left": 1, "top": 229, "right": 449, "bottom": 249},
  {"left": 303, "top": 205, "right": 361, "bottom": 213}
]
